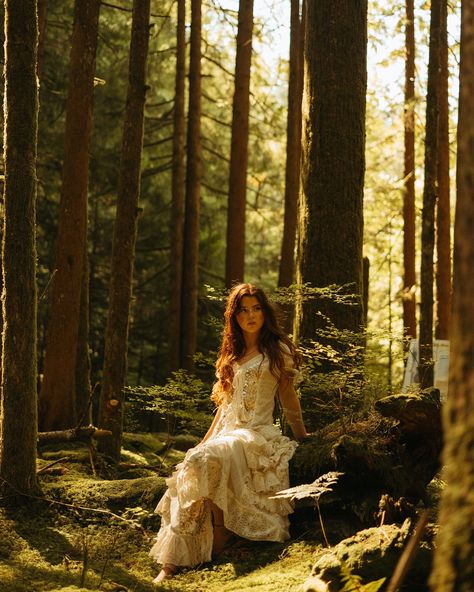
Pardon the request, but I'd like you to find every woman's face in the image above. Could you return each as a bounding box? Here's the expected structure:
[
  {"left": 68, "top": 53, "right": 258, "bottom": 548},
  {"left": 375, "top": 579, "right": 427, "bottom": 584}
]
[{"left": 235, "top": 295, "right": 265, "bottom": 336}]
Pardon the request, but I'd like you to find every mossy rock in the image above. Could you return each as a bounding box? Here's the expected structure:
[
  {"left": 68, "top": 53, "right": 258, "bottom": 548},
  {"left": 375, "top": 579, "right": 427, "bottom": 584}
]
[{"left": 304, "top": 519, "right": 433, "bottom": 591}]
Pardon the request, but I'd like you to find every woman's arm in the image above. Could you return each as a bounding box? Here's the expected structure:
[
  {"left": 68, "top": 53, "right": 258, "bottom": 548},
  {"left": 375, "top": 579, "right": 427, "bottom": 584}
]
[
  {"left": 278, "top": 377, "right": 310, "bottom": 440},
  {"left": 199, "top": 406, "right": 223, "bottom": 444}
]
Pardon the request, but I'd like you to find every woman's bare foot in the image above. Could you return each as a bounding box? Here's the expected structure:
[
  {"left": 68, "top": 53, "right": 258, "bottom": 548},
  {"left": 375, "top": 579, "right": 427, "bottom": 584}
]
[
  {"left": 212, "top": 524, "right": 235, "bottom": 556},
  {"left": 153, "top": 563, "right": 176, "bottom": 583}
]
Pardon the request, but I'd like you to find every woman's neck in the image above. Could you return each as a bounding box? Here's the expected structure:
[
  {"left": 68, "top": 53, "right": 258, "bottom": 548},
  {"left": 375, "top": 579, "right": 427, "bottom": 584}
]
[{"left": 243, "top": 332, "right": 260, "bottom": 352}]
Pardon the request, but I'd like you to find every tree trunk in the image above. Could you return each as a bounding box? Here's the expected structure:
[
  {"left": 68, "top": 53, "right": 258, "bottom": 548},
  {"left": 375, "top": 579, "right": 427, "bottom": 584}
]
[
  {"left": 98, "top": 0, "right": 151, "bottom": 461},
  {"left": 180, "top": 0, "right": 202, "bottom": 371},
  {"left": 225, "top": 0, "right": 254, "bottom": 287},
  {"left": 0, "top": 0, "right": 41, "bottom": 496},
  {"left": 169, "top": 0, "right": 186, "bottom": 372},
  {"left": 430, "top": 3, "right": 474, "bottom": 587},
  {"left": 295, "top": 0, "right": 367, "bottom": 342},
  {"left": 435, "top": 0, "right": 451, "bottom": 341},
  {"left": 419, "top": 0, "right": 442, "bottom": 389},
  {"left": 278, "top": 0, "right": 303, "bottom": 289},
  {"left": 39, "top": 0, "right": 101, "bottom": 431},
  {"left": 75, "top": 246, "right": 92, "bottom": 426},
  {"left": 37, "top": 0, "right": 48, "bottom": 79},
  {"left": 402, "top": 0, "right": 417, "bottom": 342}
]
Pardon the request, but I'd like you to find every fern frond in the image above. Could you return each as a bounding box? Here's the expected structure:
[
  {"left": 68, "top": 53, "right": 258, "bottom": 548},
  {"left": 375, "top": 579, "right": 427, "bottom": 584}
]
[{"left": 269, "top": 471, "right": 343, "bottom": 502}]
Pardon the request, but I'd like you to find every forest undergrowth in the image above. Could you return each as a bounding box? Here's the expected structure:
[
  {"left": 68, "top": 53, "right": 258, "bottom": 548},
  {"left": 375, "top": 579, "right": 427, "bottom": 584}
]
[{"left": 0, "top": 433, "right": 324, "bottom": 592}]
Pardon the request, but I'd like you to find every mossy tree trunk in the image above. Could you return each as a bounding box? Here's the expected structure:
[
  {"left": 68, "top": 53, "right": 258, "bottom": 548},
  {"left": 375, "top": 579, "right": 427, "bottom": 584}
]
[
  {"left": 180, "top": 0, "right": 202, "bottom": 371},
  {"left": 0, "top": 0, "right": 41, "bottom": 496},
  {"left": 435, "top": 0, "right": 451, "bottom": 341},
  {"left": 98, "top": 0, "right": 151, "bottom": 461},
  {"left": 402, "top": 0, "right": 417, "bottom": 342},
  {"left": 225, "top": 0, "right": 254, "bottom": 287},
  {"left": 419, "top": 0, "right": 442, "bottom": 389},
  {"left": 278, "top": 0, "right": 303, "bottom": 290},
  {"left": 169, "top": 0, "right": 186, "bottom": 372},
  {"left": 295, "top": 0, "right": 367, "bottom": 342},
  {"left": 430, "top": 3, "right": 474, "bottom": 587},
  {"left": 39, "top": 0, "right": 101, "bottom": 430}
]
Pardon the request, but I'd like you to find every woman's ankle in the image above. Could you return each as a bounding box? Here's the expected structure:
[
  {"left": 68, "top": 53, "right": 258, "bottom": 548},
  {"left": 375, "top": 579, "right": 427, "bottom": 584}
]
[{"left": 153, "top": 563, "right": 176, "bottom": 583}]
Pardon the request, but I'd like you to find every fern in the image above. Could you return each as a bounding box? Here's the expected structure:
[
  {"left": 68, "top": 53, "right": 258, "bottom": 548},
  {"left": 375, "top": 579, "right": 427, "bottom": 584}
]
[
  {"left": 270, "top": 472, "right": 343, "bottom": 547},
  {"left": 270, "top": 471, "right": 343, "bottom": 503}
]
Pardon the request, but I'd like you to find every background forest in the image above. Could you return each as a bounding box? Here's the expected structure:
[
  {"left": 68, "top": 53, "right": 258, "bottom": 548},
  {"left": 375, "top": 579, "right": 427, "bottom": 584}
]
[
  {"left": 31, "top": 0, "right": 458, "bottom": 392},
  {"left": 2, "top": 0, "right": 474, "bottom": 590}
]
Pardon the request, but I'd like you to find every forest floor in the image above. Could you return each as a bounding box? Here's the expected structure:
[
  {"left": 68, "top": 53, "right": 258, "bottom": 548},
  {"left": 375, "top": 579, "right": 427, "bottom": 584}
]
[{"left": 0, "top": 433, "right": 325, "bottom": 592}]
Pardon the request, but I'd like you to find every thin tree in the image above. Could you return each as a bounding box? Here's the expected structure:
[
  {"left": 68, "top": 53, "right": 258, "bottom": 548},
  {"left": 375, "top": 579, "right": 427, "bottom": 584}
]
[
  {"left": 39, "top": 0, "right": 101, "bottom": 430},
  {"left": 169, "top": 0, "right": 186, "bottom": 372},
  {"left": 0, "top": 0, "right": 41, "bottom": 496},
  {"left": 402, "top": 0, "right": 417, "bottom": 342},
  {"left": 278, "top": 0, "right": 303, "bottom": 289},
  {"left": 435, "top": 0, "right": 451, "bottom": 341},
  {"left": 419, "top": 0, "right": 443, "bottom": 389},
  {"left": 180, "top": 0, "right": 202, "bottom": 370},
  {"left": 225, "top": 0, "right": 254, "bottom": 287},
  {"left": 98, "top": 0, "right": 151, "bottom": 461},
  {"left": 430, "top": 2, "right": 474, "bottom": 587},
  {"left": 295, "top": 0, "right": 367, "bottom": 342}
]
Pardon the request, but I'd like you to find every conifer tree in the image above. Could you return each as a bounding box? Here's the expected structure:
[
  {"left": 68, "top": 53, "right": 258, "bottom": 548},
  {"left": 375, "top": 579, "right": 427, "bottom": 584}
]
[{"left": 0, "top": 0, "right": 41, "bottom": 496}]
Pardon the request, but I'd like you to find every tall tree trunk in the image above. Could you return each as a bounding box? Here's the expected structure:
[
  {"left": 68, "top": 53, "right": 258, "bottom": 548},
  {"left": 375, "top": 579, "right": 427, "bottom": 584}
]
[
  {"left": 37, "top": 0, "right": 48, "bottom": 79},
  {"left": 225, "top": 0, "right": 254, "bottom": 287},
  {"left": 419, "top": 0, "right": 442, "bottom": 389},
  {"left": 180, "top": 0, "right": 202, "bottom": 371},
  {"left": 39, "top": 0, "right": 101, "bottom": 431},
  {"left": 98, "top": 0, "right": 151, "bottom": 461},
  {"left": 278, "top": 0, "right": 303, "bottom": 288},
  {"left": 430, "top": 3, "right": 474, "bottom": 587},
  {"left": 295, "top": 0, "right": 367, "bottom": 342},
  {"left": 169, "top": 0, "right": 186, "bottom": 372},
  {"left": 435, "top": 0, "right": 451, "bottom": 341},
  {"left": 0, "top": 0, "right": 40, "bottom": 496},
  {"left": 402, "top": 0, "right": 417, "bottom": 342},
  {"left": 75, "top": 246, "right": 92, "bottom": 426}
]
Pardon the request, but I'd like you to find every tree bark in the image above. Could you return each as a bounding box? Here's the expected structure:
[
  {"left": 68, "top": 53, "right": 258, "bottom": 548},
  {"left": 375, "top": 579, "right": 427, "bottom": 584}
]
[
  {"left": 180, "top": 0, "right": 202, "bottom": 370},
  {"left": 278, "top": 0, "right": 303, "bottom": 289},
  {"left": 37, "top": 0, "right": 48, "bottom": 79},
  {"left": 98, "top": 0, "right": 151, "bottom": 461},
  {"left": 431, "top": 3, "right": 474, "bottom": 587},
  {"left": 419, "top": 0, "right": 442, "bottom": 389},
  {"left": 402, "top": 0, "right": 417, "bottom": 342},
  {"left": 39, "top": 0, "right": 101, "bottom": 431},
  {"left": 225, "top": 0, "right": 254, "bottom": 287},
  {"left": 435, "top": 0, "right": 451, "bottom": 341},
  {"left": 169, "top": 0, "right": 186, "bottom": 372},
  {"left": 0, "top": 0, "right": 41, "bottom": 496},
  {"left": 295, "top": 0, "right": 367, "bottom": 342},
  {"left": 75, "top": 245, "right": 92, "bottom": 426}
]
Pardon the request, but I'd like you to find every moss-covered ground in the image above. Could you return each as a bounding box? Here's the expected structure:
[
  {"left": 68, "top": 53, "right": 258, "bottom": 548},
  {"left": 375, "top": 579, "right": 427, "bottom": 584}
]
[{"left": 0, "top": 433, "right": 324, "bottom": 592}]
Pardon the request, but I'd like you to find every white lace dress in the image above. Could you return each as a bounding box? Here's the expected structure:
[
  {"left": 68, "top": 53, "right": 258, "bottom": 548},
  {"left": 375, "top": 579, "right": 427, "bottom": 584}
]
[{"left": 149, "top": 351, "right": 298, "bottom": 567}]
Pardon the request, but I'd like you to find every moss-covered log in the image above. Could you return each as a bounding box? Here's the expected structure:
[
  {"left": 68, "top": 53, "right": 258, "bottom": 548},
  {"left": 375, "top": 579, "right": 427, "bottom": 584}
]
[{"left": 291, "top": 390, "right": 442, "bottom": 522}]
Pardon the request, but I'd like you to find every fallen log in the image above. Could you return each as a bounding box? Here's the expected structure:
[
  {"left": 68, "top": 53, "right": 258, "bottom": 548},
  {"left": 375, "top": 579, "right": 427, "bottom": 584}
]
[
  {"left": 290, "top": 389, "right": 442, "bottom": 523},
  {"left": 37, "top": 425, "right": 112, "bottom": 445}
]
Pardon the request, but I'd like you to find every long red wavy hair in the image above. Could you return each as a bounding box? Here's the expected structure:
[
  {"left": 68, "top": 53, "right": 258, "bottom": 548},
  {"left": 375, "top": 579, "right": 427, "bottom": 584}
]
[{"left": 211, "top": 283, "right": 301, "bottom": 406}]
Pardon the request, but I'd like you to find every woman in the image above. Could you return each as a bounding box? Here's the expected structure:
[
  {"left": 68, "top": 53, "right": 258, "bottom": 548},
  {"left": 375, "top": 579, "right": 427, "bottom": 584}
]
[{"left": 150, "top": 283, "right": 309, "bottom": 583}]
